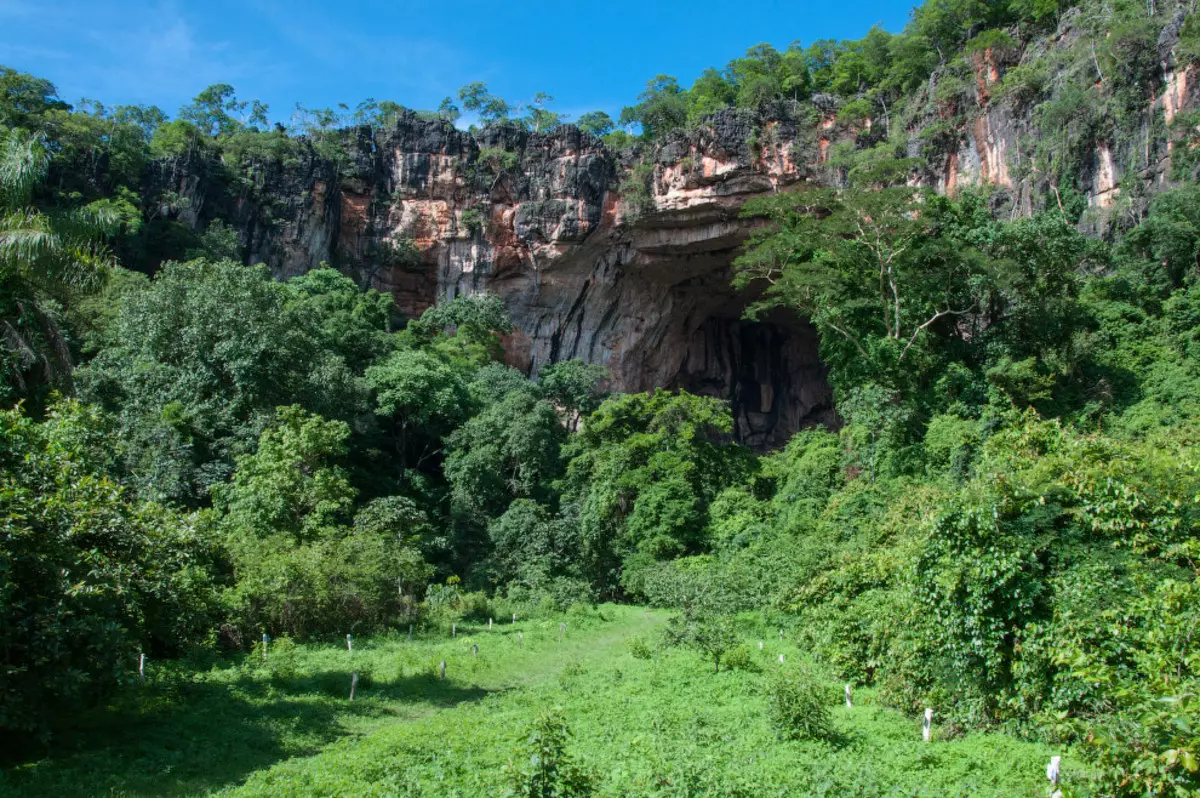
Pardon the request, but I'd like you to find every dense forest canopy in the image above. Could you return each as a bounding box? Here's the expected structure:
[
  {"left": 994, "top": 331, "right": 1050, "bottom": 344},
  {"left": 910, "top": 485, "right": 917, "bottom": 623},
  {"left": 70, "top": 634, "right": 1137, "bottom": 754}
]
[{"left": 3, "top": 0, "right": 1200, "bottom": 793}]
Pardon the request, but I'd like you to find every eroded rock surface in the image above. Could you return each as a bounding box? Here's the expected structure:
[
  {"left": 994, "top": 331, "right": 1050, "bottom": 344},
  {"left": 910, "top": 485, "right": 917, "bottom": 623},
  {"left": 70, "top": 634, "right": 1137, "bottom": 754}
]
[{"left": 151, "top": 14, "right": 1200, "bottom": 446}]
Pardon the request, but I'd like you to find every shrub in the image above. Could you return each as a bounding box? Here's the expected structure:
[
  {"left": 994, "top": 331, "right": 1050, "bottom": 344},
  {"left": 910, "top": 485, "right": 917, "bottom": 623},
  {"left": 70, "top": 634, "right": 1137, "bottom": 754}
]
[
  {"left": 629, "top": 636, "right": 654, "bottom": 659},
  {"left": 503, "top": 708, "right": 594, "bottom": 797},
  {"left": 723, "top": 645, "right": 762, "bottom": 673},
  {"left": 767, "top": 666, "right": 836, "bottom": 742}
]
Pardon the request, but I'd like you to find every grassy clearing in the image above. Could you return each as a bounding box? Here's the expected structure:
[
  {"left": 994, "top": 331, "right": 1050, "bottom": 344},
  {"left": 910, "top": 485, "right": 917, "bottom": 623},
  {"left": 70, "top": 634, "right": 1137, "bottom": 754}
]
[{"left": 0, "top": 606, "right": 1074, "bottom": 797}]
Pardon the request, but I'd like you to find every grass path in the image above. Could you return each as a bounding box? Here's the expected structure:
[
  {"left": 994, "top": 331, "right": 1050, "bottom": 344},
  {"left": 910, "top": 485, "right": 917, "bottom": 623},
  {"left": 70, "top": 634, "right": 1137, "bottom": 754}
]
[
  {"left": 2, "top": 606, "right": 1076, "bottom": 796},
  {"left": 0, "top": 606, "right": 665, "bottom": 797}
]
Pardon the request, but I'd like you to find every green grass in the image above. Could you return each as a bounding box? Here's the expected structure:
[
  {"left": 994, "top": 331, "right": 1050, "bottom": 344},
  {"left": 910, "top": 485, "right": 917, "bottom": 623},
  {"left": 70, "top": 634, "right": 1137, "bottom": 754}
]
[{"left": 0, "top": 606, "right": 1078, "bottom": 797}]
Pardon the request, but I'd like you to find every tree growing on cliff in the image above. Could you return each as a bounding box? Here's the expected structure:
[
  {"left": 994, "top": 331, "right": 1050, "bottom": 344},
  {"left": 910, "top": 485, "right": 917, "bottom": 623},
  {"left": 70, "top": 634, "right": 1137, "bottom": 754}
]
[
  {"left": 619, "top": 75, "right": 688, "bottom": 139},
  {"left": 575, "top": 111, "right": 615, "bottom": 137},
  {"left": 458, "top": 82, "right": 512, "bottom": 126},
  {"left": 734, "top": 185, "right": 992, "bottom": 391}
]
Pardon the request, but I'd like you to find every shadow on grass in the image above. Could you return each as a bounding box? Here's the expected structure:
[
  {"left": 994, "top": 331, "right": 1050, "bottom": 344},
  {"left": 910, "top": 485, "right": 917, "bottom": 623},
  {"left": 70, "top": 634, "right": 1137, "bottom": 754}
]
[{"left": 0, "top": 670, "right": 490, "bottom": 798}]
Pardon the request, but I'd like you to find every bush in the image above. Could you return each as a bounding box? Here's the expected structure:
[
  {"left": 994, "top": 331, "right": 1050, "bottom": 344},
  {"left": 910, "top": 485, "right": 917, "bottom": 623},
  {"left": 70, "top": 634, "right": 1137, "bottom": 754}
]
[
  {"left": 503, "top": 708, "right": 594, "bottom": 797},
  {"left": 723, "top": 645, "right": 762, "bottom": 673},
  {"left": 629, "top": 636, "right": 654, "bottom": 660},
  {"left": 767, "top": 666, "right": 836, "bottom": 742}
]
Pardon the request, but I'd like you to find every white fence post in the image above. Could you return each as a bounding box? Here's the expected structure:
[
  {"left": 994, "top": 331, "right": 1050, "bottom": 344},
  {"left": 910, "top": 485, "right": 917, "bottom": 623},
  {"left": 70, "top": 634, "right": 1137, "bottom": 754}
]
[
  {"left": 845, "top": 684, "right": 852, "bottom": 708},
  {"left": 349, "top": 672, "right": 358, "bottom": 701},
  {"left": 439, "top": 660, "right": 446, "bottom": 679},
  {"left": 923, "top": 708, "right": 933, "bottom": 742}
]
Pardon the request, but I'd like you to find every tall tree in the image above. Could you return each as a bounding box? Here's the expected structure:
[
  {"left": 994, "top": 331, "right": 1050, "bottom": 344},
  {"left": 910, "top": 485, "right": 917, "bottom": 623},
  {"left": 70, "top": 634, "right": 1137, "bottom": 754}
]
[{"left": 0, "top": 129, "right": 116, "bottom": 403}]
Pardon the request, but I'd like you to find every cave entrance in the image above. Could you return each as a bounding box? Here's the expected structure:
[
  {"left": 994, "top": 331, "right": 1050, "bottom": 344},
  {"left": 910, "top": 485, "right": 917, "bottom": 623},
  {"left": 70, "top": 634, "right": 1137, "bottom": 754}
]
[{"left": 665, "top": 305, "right": 836, "bottom": 449}]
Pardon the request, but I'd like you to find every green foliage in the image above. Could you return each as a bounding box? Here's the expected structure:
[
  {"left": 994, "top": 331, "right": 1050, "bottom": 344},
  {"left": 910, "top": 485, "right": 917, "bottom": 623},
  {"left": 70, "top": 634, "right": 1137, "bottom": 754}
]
[
  {"left": 445, "top": 389, "right": 566, "bottom": 522},
  {"left": 767, "top": 666, "right": 837, "bottom": 741},
  {"left": 537, "top": 359, "right": 607, "bottom": 431},
  {"left": 561, "top": 390, "right": 752, "bottom": 594},
  {"left": 503, "top": 709, "right": 595, "bottom": 798},
  {"left": 619, "top": 75, "right": 688, "bottom": 139},
  {"left": 618, "top": 160, "right": 656, "bottom": 222},
  {"left": 574, "top": 111, "right": 614, "bottom": 137},
  {"left": 0, "top": 400, "right": 217, "bottom": 737},
  {"left": 77, "top": 259, "right": 365, "bottom": 503},
  {"left": 644, "top": 561, "right": 741, "bottom": 672},
  {"left": 1, "top": 127, "right": 118, "bottom": 404},
  {"left": 213, "top": 406, "right": 431, "bottom": 640},
  {"left": 459, "top": 83, "right": 513, "bottom": 126}
]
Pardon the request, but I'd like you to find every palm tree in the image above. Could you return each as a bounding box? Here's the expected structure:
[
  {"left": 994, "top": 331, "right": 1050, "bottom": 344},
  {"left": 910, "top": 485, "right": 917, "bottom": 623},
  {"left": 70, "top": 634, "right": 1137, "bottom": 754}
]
[{"left": 0, "top": 127, "right": 117, "bottom": 400}]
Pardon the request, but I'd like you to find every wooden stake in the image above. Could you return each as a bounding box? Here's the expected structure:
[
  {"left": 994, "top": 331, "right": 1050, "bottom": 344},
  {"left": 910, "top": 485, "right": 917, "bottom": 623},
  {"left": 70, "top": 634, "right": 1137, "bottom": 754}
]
[
  {"left": 349, "top": 672, "right": 359, "bottom": 701},
  {"left": 488, "top": 617, "right": 493, "bottom": 631},
  {"left": 758, "top": 641, "right": 763, "bottom": 650},
  {"left": 512, "top": 613, "right": 517, "bottom": 624},
  {"left": 518, "top": 631, "right": 523, "bottom": 648},
  {"left": 923, "top": 708, "right": 933, "bottom": 742},
  {"left": 845, "top": 684, "right": 852, "bottom": 708},
  {"left": 346, "top": 634, "right": 353, "bottom": 653},
  {"left": 452, "top": 623, "right": 456, "bottom": 637},
  {"left": 779, "top": 628, "right": 784, "bottom": 640},
  {"left": 408, "top": 624, "right": 413, "bottom": 641},
  {"left": 439, "top": 660, "right": 446, "bottom": 679},
  {"left": 138, "top": 653, "right": 145, "bottom": 684},
  {"left": 778, "top": 654, "right": 785, "bottom": 664},
  {"left": 1047, "top": 756, "right": 1061, "bottom": 786},
  {"left": 262, "top": 633, "right": 269, "bottom": 660},
  {"left": 472, "top": 644, "right": 478, "bottom": 657}
]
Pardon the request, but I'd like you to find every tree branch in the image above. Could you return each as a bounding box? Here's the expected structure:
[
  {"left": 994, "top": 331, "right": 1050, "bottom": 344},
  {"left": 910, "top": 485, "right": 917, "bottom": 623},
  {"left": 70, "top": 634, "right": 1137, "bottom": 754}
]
[{"left": 899, "top": 306, "right": 975, "bottom": 360}]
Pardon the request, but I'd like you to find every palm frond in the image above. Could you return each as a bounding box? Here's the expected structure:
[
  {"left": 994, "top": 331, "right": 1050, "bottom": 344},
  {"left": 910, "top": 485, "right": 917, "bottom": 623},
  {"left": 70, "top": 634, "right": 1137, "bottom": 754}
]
[
  {"left": 0, "top": 211, "right": 58, "bottom": 269},
  {"left": 0, "top": 129, "right": 50, "bottom": 211}
]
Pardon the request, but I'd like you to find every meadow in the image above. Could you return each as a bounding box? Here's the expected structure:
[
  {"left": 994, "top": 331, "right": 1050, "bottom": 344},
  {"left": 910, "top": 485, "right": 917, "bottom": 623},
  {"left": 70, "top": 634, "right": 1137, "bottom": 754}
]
[{"left": 0, "top": 605, "right": 1070, "bottom": 797}]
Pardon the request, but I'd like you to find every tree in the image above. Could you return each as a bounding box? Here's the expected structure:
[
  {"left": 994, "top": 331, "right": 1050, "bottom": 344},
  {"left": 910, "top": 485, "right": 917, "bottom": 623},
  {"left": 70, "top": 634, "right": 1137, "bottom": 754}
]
[
  {"left": 537, "top": 359, "right": 607, "bottom": 431},
  {"left": 77, "top": 259, "right": 364, "bottom": 503},
  {"left": 445, "top": 389, "right": 566, "bottom": 522},
  {"left": 524, "top": 92, "right": 563, "bottom": 133},
  {"left": 619, "top": 75, "right": 688, "bottom": 139},
  {"left": 1, "top": 128, "right": 118, "bottom": 404},
  {"left": 211, "top": 405, "right": 355, "bottom": 543},
  {"left": 644, "top": 562, "right": 740, "bottom": 672},
  {"left": 735, "top": 185, "right": 992, "bottom": 387},
  {"left": 0, "top": 400, "right": 217, "bottom": 737},
  {"left": 365, "top": 347, "right": 472, "bottom": 470},
  {"left": 561, "top": 390, "right": 753, "bottom": 594},
  {"left": 0, "top": 66, "right": 69, "bottom": 130},
  {"left": 575, "top": 111, "right": 615, "bottom": 137},
  {"left": 457, "top": 82, "right": 512, "bottom": 126},
  {"left": 213, "top": 406, "right": 432, "bottom": 639},
  {"left": 486, "top": 499, "right": 584, "bottom": 594},
  {"left": 179, "top": 84, "right": 263, "bottom": 137}
]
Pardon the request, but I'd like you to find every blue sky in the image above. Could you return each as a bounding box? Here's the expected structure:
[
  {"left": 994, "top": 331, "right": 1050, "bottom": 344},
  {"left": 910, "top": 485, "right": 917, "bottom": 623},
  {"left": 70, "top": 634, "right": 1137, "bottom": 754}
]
[{"left": 0, "top": 0, "right": 913, "bottom": 126}]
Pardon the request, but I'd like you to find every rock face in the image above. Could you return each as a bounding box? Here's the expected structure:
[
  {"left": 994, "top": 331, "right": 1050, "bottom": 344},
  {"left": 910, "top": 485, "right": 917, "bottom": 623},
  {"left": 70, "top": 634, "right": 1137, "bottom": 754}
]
[{"left": 153, "top": 12, "right": 1200, "bottom": 448}]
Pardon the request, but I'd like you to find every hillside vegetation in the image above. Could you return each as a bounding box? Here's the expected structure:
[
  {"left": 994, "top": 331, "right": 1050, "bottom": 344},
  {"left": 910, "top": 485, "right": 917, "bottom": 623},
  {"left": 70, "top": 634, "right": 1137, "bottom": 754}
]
[{"left": 2, "top": 0, "right": 1200, "bottom": 794}]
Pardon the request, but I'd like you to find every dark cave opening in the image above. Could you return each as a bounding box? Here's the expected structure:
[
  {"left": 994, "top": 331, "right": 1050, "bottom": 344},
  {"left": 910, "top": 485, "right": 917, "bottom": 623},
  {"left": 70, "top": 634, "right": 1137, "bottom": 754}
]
[{"left": 670, "top": 308, "right": 836, "bottom": 449}]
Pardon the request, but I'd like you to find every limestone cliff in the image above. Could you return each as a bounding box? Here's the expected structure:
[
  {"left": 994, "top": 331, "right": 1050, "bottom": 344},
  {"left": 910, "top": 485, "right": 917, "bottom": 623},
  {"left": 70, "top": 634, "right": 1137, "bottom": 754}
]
[{"left": 150, "top": 10, "right": 1200, "bottom": 448}]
